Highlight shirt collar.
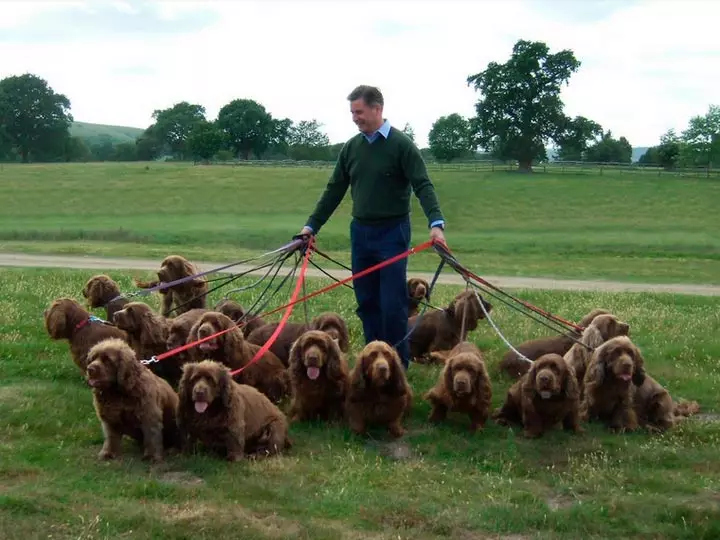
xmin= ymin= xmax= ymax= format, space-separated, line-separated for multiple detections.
xmin=363 ymin=119 xmax=391 ymax=143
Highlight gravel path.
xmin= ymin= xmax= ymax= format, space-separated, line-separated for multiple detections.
xmin=1 ymin=252 xmax=719 ymax=296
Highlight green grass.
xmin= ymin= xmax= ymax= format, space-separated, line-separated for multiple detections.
xmin=1 ymin=266 xmax=720 ymax=538
xmin=0 ymin=161 xmax=719 ymax=285
xmin=70 ymin=121 xmax=145 ymax=146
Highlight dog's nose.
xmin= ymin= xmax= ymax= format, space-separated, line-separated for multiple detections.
xmin=87 ymin=364 xmax=98 ymax=376
xmin=539 ymin=374 xmax=550 ymax=384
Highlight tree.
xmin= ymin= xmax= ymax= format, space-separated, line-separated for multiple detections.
xmin=555 ymin=116 xmax=603 ymax=161
xmin=584 ymin=131 xmax=632 ymax=163
xmin=428 ymin=113 xmax=473 ymax=162
xmin=135 ymin=127 xmax=162 ymax=161
xmin=64 ymin=136 xmax=91 ymax=162
xmin=466 ymin=39 xmax=581 ymax=171
xmin=188 ymin=120 xmax=223 ymax=162
xmin=216 ymin=98 xmax=275 ymax=159
xmin=150 ymin=101 xmax=206 ymax=159
xmin=680 ymin=104 xmax=720 ymax=167
xmin=0 ymin=73 xmax=73 ymax=162
xmin=269 ymin=117 xmax=293 ymax=155
xmin=402 ymin=122 xmax=416 ymax=142
xmin=656 ymin=129 xmax=682 ymax=169
xmin=288 ymin=119 xmax=330 ymax=147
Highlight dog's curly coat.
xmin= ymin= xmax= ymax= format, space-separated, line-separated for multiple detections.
xmin=134 ymin=255 xmax=209 ymax=317
xmin=309 ymin=312 xmax=350 ymax=353
xmin=408 ymin=289 xmax=493 ymax=365
xmin=494 ymin=353 xmax=583 ymax=438
xmin=633 ymin=374 xmax=700 ymax=433
xmin=44 ymin=297 xmax=128 ymax=373
xmin=177 ymin=360 xmax=291 ymax=461
xmin=407 ymin=277 xmax=430 ymax=318
xmin=214 ymin=299 xmax=267 ymax=337
xmin=287 ymin=330 xmax=350 ymax=423
xmin=246 ymin=321 xmax=308 ymax=367
xmin=498 ymin=308 xmax=611 ymax=379
xmin=424 ymin=341 xmax=492 ymax=432
xmin=346 ymin=340 xmax=413 ymax=438
xmin=163 ymin=308 xmax=209 ymax=386
xmin=82 ymin=274 xmax=129 ymax=322
xmin=187 ymin=311 xmax=290 ymax=404
xmin=85 ymin=338 xmax=179 ymax=462
xmin=579 ymin=336 xmax=647 ymax=433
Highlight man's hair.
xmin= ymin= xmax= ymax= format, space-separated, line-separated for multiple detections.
xmin=347 ymin=85 xmax=384 ymax=108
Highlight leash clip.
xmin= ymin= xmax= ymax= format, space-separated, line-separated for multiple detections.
xmin=141 ymin=356 xmax=158 ymax=365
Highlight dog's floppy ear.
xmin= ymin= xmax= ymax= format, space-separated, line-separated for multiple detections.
xmin=584 ymin=345 xmax=608 ymax=388
xmin=443 ymin=357 xmax=455 ymax=391
xmin=139 ymin=306 xmax=167 ymax=346
xmin=220 ymin=315 xmax=243 ymax=360
xmin=562 ymin=361 xmax=580 ymax=401
xmin=324 ymin=336 xmax=346 ymax=382
xmin=116 ymin=346 xmax=144 ymax=393
xmin=388 ymin=347 xmax=408 ymax=396
xmin=44 ymin=302 xmax=69 ymax=339
xmin=178 ymin=362 xmax=196 ymax=404
xmin=218 ymin=366 xmax=234 ymax=408
xmin=520 ymin=359 xmax=538 ymax=395
xmin=630 ymin=341 xmax=647 ymax=387
xmin=350 ymin=353 xmax=367 ymax=393
xmin=288 ymin=334 xmax=306 ymax=377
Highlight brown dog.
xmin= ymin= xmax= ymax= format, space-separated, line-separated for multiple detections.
xmin=346 ymin=341 xmax=413 ymax=438
xmin=85 ymin=338 xmax=179 ymax=462
xmin=177 ymin=360 xmax=291 ymax=461
xmin=44 ymin=297 xmax=128 ymax=373
xmin=424 ymin=341 xmax=492 ymax=432
xmin=246 ymin=321 xmax=308 ymax=367
xmin=408 ymin=289 xmax=492 ymax=365
xmin=407 ymin=277 xmax=430 ymax=318
xmin=309 ymin=312 xmax=350 ymax=353
xmin=134 ymin=255 xmax=209 ymax=317
xmin=633 ymin=375 xmax=700 ymax=433
xmin=287 ymin=330 xmax=350 ymax=423
xmin=187 ymin=311 xmax=290 ymax=404
xmin=214 ymin=299 xmax=267 ymax=337
xmin=579 ymin=336 xmax=647 ymax=433
xmin=494 ymin=353 xmax=583 ymax=438
xmin=498 ymin=308 xmax=612 ymax=379
xmin=82 ymin=274 xmax=129 ymax=322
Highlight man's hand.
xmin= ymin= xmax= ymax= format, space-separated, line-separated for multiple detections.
xmin=297 ymin=226 xmax=314 ymax=237
xmin=430 ymin=226 xmax=446 ymax=247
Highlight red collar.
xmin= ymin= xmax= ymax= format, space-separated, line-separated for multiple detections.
xmin=75 ymin=318 xmax=90 ymax=331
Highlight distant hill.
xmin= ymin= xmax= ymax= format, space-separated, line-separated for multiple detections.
xmin=70 ymin=121 xmax=145 ymax=146
xmin=547 ymin=146 xmax=651 ymax=163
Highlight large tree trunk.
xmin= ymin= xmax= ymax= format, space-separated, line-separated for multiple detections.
xmin=518 ymin=158 xmax=533 ymax=172
xmin=21 ymin=147 xmax=30 ymax=163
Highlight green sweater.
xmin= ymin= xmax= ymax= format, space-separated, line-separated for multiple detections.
xmin=305 ymin=127 xmax=444 ymax=233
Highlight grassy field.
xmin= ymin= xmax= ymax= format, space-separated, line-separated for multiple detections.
xmin=0 ymin=162 xmax=718 ymax=285
xmin=1 ymin=263 xmax=719 ymax=539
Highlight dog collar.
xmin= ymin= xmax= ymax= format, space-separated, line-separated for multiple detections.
xmin=75 ymin=315 xmax=109 ymax=330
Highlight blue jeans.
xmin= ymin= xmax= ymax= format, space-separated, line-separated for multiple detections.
xmin=350 ymin=216 xmax=411 ymax=369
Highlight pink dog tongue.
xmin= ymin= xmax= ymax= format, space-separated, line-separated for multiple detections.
xmin=307 ymin=367 xmax=320 ymax=380
xmin=620 ymin=374 xmax=631 ymax=381
xmin=194 ymin=401 xmax=209 ymax=413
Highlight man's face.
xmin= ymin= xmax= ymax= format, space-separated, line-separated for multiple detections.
xmin=350 ymin=98 xmax=382 ymax=134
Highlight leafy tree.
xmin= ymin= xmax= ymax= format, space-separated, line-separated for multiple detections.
xmin=584 ymin=131 xmax=632 ymax=163
xmin=64 ymin=136 xmax=91 ymax=162
xmin=402 ymin=122 xmax=416 ymax=142
xmin=656 ymin=129 xmax=682 ymax=169
xmin=216 ymin=98 xmax=275 ymax=159
xmin=188 ymin=120 xmax=223 ymax=161
xmin=288 ymin=119 xmax=330 ymax=147
xmin=638 ymin=147 xmax=659 ymax=166
xmin=135 ymin=126 xmax=163 ymax=161
xmin=269 ymin=117 xmax=293 ymax=155
xmin=113 ymin=142 xmax=137 ymax=161
xmin=680 ymin=105 xmax=720 ymax=167
xmin=89 ymin=135 xmax=115 ymax=161
xmin=555 ymin=116 xmax=603 ymax=161
xmin=466 ymin=39 xmax=581 ymax=171
xmin=428 ymin=113 xmax=473 ymax=162
xmin=150 ymin=101 xmax=206 ymax=159
xmin=0 ymin=73 xmax=73 ymax=162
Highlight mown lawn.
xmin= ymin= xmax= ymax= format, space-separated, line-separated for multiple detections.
xmin=0 ymin=161 xmax=718 ymax=284
xmin=1 ymin=264 xmax=719 ymax=539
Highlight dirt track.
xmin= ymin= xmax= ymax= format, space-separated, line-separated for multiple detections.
xmin=1 ymin=252 xmax=719 ymax=297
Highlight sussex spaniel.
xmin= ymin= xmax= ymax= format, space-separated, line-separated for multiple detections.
xmin=346 ymin=340 xmax=413 ymax=438
xmin=85 ymin=338 xmax=179 ymax=462
xmin=564 ymin=313 xmax=630 ymax=387
xmin=633 ymin=374 xmax=700 ymax=433
xmin=187 ymin=311 xmax=290 ymax=404
xmin=246 ymin=321 xmax=308 ymax=367
xmin=43 ymin=297 xmax=128 ymax=373
xmin=177 ymin=360 xmax=291 ymax=461
xmin=408 ymin=289 xmax=492 ymax=365
xmin=579 ymin=336 xmax=647 ymax=433
xmin=111 ymin=302 xmax=179 ymax=385
xmin=309 ymin=311 xmax=350 ymax=353
xmin=423 ymin=341 xmax=492 ymax=432
xmin=82 ymin=274 xmax=129 ymax=322
xmin=494 ymin=353 xmax=582 ymax=438
xmin=407 ymin=277 xmax=430 ymax=318
xmin=134 ymin=255 xmax=209 ymax=317
xmin=287 ymin=330 xmax=350 ymax=423
xmin=214 ymin=299 xmax=267 ymax=337
xmin=163 ymin=308 xmax=209 ymax=386
xmin=498 ymin=308 xmax=611 ymax=380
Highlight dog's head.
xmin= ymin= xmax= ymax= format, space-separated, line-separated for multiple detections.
xmin=178 ymin=360 xmax=234 ymax=413
xmin=112 ymin=302 xmax=165 ymax=340
xmin=214 ymin=299 xmax=246 ymax=323
xmin=591 ymin=314 xmax=630 ymax=341
xmin=85 ymin=337 xmax=144 ymax=392
xmin=587 ymin=336 xmax=646 ymax=388
xmin=577 ymin=308 xmax=612 ymax=329
xmin=524 ymin=353 xmax=578 ymax=401
xmin=408 ymin=278 xmax=430 ymax=303
xmin=82 ymin=274 xmax=121 ymax=308
xmin=447 ymin=289 xmax=492 ymax=334
xmin=187 ymin=311 xmax=240 ymax=357
xmin=443 ymin=346 xmax=489 ymax=398
xmin=44 ymin=297 xmax=89 ymax=340
xmin=289 ymin=329 xmax=345 ymax=382
xmin=309 ymin=312 xmax=349 ymax=353
xmin=157 ymin=255 xmax=195 ymax=282
xmin=351 ymin=340 xmax=407 ymax=395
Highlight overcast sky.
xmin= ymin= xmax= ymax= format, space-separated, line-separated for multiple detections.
xmin=1 ymin=0 xmax=717 ymax=149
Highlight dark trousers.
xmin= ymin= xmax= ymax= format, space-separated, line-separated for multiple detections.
xmin=350 ymin=216 xmax=411 ymax=369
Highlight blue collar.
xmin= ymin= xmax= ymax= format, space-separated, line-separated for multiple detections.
xmin=363 ymin=119 xmax=391 ymax=143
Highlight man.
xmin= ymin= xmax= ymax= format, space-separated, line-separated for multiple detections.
xmin=297 ymin=84 xmax=446 ymax=369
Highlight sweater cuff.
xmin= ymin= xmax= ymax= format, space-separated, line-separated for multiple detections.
xmin=430 ymin=219 xmax=445 ymax=230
